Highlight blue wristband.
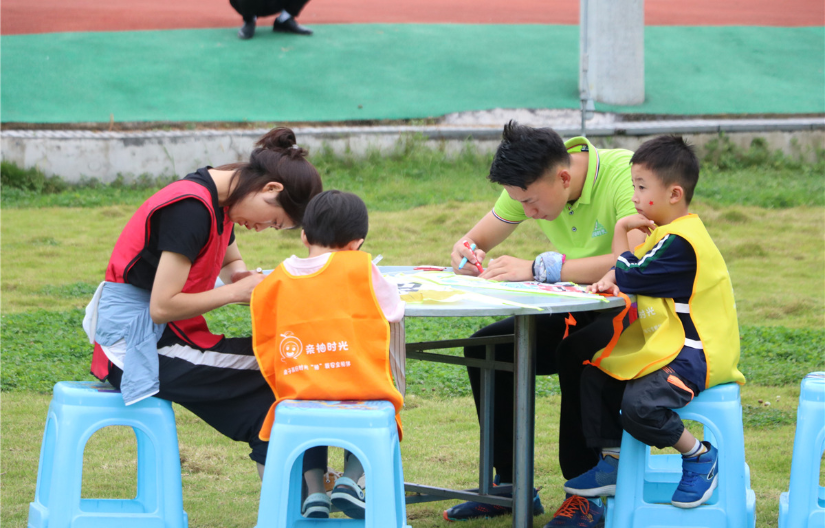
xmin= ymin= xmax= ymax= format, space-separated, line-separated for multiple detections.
xmin=534 ymin=251 xmax=564 ymax=283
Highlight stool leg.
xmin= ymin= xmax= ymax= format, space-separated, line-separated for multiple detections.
xmin=782 ymin=396 xmax=825 ymax=528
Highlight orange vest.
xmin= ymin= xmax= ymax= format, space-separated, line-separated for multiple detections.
xmin=251 ymin=251 xmax=404 ymax=441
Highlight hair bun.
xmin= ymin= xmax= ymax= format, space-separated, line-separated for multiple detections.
xmin=256 ymin=127 xmax=297 ymax=151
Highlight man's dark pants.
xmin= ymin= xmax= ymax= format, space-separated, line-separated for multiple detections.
xmin=464 ymin=307 xmax=627 ymax=482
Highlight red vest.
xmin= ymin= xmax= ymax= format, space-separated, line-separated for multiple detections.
xmin=91 ymin=179 xmax=233 ymax=380
xmin=251 ymin=251 xmax=404 ymax=440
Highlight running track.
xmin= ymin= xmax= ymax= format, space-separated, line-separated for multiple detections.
xmin=3 ymin=0 xmax=822 ymax=35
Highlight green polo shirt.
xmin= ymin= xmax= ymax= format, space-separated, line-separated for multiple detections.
xmin=492 ymin=136 xmax=636 ymax=259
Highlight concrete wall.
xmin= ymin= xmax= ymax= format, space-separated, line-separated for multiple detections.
xmin=2 ymin=124 xmax=823 ymax=183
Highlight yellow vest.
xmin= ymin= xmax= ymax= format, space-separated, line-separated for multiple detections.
xmin=251 ymin=251 xmax=404 ymax=441
xmin=588 ymin=214 xmax=745 ymax=389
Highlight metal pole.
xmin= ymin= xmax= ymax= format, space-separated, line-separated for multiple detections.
xmin=512 ymin=315 xmax=536 ymax=528
xmin=479 ymin=343 xmax=496 ymax=494
xmin=580 ymin=0 xmax=591 ymax=137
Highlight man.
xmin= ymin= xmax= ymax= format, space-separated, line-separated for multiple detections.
xmin=230 ymin=0 xmax=313 ymax=40
xmin=444 ymin=121 xmax=644 ymax=528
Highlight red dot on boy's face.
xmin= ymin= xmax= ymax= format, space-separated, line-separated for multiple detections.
xmin=649 ymin=201 xmax=654 ymax=205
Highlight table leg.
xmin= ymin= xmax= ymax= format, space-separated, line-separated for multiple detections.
xmin=479 ymin=343 xmax=495 ymax=494
xmin=512 ymin=314 xmax=536 ymax=528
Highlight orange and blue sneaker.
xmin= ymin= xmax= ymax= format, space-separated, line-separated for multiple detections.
xmin=442 ymin=477 xmax=544 ymax=521
xmin=544 ymin=494 xmax=604 ymax=528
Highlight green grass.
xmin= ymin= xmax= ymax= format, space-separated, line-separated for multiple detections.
xmin=0 ymin=387 xmax=806 ymax=528
xmin=3 ymin=135 xmax=824 ymax=211
xmin=1 ymin=138 xmax=823 ymax=527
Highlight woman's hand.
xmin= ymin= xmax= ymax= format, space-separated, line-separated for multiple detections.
xmin=229 ymin=272 xmax=266 ymax=304
xmin=230 ymin=269 xmax=262 ymax=284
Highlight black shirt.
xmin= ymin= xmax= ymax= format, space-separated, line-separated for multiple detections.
xmin=126 ymin=168 xmax=235 ymax=290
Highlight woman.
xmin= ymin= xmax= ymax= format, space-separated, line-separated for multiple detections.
xmin=84 ymin=127 xmax=322 ymax=475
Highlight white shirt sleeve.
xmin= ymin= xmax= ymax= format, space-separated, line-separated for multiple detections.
xmin=370 ymin=262 xmax=405 ymax=322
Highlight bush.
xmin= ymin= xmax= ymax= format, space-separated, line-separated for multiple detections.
xmin=1 ymin=161 xmax=67 ymax=193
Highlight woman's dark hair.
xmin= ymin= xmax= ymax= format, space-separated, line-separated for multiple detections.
xmin=217 ymin=127 xmax=323 ymax=226
xmin=302 ymin=190 xmax=369 ymax=249
xmin=488 ymin=120 xmax=571 ymax=189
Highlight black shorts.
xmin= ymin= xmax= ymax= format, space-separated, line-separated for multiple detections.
xmin=107 ymin=336 xmax=274 ymax=465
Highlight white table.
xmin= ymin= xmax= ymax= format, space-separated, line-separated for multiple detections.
xmin=382 ymin=267 xmax=627 ymax=528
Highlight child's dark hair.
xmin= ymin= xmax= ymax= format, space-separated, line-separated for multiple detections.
xmin=217 ymin=127 xmax=323 ymax=226
xmin=303 ymin=190 xmax=369 ymax=249
xmin=631 ymin=135 xmax=700 ymax=204
xmin=488 ymin=120 xmax=571 ymax=189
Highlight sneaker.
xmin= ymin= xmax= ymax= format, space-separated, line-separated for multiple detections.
xmin=563 ymin=455 xmax=618 ymax=497
xmin=238 ymin=17 xmax=256 ymax=39
xmin=330 ymin=476 xmax=366 ymax=519
xmin=442 ymin=480 xmax=544 ymax=521
xmin=302 ymin=492 xmax=331 ymax=518
xmin=671 ymin=441 xmax=719 ymax=508
xmin=544 ymin=495 xmax=604 ymax=528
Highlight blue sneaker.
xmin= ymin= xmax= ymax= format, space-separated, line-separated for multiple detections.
xmin=671 ymin=441 xmax=719 ymax=508
xmin=563 ymin=455 xmax=618 ymax=497
xmin=544 ymin=495 xmax=604 ymax=527
xmin=442 ymin=478 xmax=544 ymax=521
xmin=330 ymin=476 xmax=366 ymax=519
xmin=301 ymin=492 xmax=331 ymax=518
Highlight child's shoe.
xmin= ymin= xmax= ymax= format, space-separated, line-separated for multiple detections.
xmin=330 ymin=476 xmax=366 ymax=519
xmin=563 ymin=454 xmax=619 ymax=497
xmin=302 ymin=492 xmax=331 ymax=518
xmin=671 ymin=441 xmax=719 ymax=508
xmin=544 ymin=494 xmax=604 ymax=527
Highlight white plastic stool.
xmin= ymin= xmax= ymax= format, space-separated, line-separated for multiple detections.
xmin=779 ymin=372 xmax=825 ymax=528
xmin=255 ymin=400 xmax=409 ymax=528
xmin=28 ymin=381 xmax=187 ymax=528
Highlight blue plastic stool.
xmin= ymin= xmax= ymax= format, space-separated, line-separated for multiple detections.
xmin=779 ymin=372 xmax=825 ymax=528
xmin=605 ymin=383 xmax=756 ymax=528
xmin=28 ymin=381 xmax=188 ymax=528
xmin=256 ymin=400 xmax=409 ymax=528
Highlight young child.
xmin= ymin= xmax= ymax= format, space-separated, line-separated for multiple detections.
xmin=562 ymin=135 xmax=745 ymax=514
xmin=250 ymin=190 xmax=405 ymax=519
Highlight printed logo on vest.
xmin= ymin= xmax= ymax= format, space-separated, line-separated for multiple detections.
xmin=279 ymin=331 xmax=303 ymax=361
xmin=592 ymin=220 xmax=608 ymax=238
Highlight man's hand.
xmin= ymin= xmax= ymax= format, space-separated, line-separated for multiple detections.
xmin=617 ymin=214 xmax=656 ymax=236
xmin=480 ymin=255 xmax=533 ymax=282
xmin=451 ymin=239 xmax=486 ymax=276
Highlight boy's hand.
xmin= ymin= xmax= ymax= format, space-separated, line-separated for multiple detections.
xmin=586 ymin=269 xmax=619 ymax=295
xmin=451 ymin=239 xmax=486 ymax=276
xmin=587 ymin=278 xmax=619 ymax=296
xmin=617 ymin=214 xmax=656 ymax=236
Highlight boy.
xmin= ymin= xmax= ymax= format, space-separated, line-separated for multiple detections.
xmin=562 ymin=135 xmax=744 ymax=513
xmin=250 ymin=190 xmax=405 ymax=519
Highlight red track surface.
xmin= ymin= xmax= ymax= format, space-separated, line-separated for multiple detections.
xmin=2 ymin=0 xmax=822 ymax=36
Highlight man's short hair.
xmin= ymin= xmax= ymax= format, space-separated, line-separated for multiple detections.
xmin=488 ymin=121 xmax=571 ymax=189
xmin=630 ymin=135 xmax=700 ymax=204
xmin=302 ymin=190 xmax=369 ymax=248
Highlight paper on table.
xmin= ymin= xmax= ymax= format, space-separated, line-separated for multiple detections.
xmin=387 ymin=271 xmax=606 ymax=301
